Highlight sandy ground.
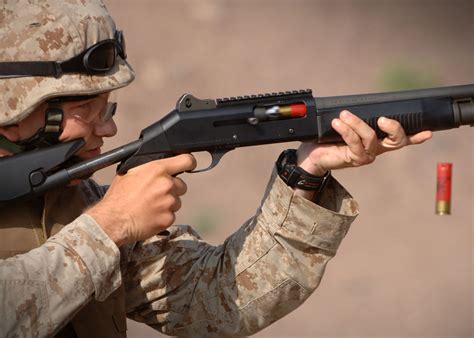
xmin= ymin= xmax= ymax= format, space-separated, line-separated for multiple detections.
xmin=96 ymin=1 xmax=473 ymax=337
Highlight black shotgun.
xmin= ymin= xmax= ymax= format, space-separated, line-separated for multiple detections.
xmin=1 ymin=84 xmax=473 ymax=202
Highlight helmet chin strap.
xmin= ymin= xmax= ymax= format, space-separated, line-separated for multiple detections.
xmin=3 ymin=99 xmax=86 ymax=169
xmin=16 ymin=100 xmax=64 ymax=151
xmin=3 ymin=95 xmax=97 ymax=160
xmin=0 ymin=135 xmax=25 ymax=155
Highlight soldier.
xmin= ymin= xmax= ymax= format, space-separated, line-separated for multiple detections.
xmin=0 ymin=0 xmax=432 ymax=337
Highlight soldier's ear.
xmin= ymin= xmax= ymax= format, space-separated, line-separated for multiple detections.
xmin=0 ymin=124 xmax=20 ymax=142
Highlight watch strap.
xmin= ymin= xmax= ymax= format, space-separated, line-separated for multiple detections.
xmin=276 ymin=149 xmax=331 ymax=192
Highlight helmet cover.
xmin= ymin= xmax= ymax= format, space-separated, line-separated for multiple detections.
xmin=0 ymin=0 xmax=135 ymax=126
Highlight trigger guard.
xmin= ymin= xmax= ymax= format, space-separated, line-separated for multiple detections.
xmin=187 ymin=149 xmax=233 ymax=173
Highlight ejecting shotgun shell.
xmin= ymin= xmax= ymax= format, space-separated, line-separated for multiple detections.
xmin=436 ymin=163 xmax=452 ymax=215
xmin=253 ymin=103 xmax=307 ymax=121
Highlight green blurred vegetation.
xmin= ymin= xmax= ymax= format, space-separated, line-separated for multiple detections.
xmin=377 ymin=63 xmax=439 ymax=91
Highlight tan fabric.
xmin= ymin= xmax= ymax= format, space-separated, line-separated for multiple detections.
xmin=0 ymin=170 xmax=359 ymax=337
xmin=0 ymin=182 xmax=125 ymax=338
xmin=0 ymin=0 xmax=135 ymax=126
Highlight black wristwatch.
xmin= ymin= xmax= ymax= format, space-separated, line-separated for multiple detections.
xmin=276 ymin=149 xmax=331 ymax=192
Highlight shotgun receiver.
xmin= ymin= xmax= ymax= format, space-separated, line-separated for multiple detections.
xmin=1 ymin=84 xmax=473 ymax=202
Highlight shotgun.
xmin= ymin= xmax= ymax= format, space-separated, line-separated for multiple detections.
xmin=1 ymin=84 xmax=473 ymax=202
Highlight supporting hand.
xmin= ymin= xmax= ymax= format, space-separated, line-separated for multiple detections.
xmin=297 ymin=110 xmax=432 ymax=176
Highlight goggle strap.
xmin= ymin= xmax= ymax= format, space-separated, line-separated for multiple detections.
xmin=0 ymin=61 xmax=61 ymax=78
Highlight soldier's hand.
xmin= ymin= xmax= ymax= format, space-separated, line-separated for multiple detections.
xmin=87 ymin=154 xmax=196 ymax=246
xmin=296 ymin=110 xmax=433 ymax=176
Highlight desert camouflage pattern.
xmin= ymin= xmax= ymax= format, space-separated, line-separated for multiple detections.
xmin=0 ymin=214 xmax=121 ymax=337
xmin=0 ymin=0 xmax=135 ymax=126
xmin=0 ymin=171 xmax=358 ymax=337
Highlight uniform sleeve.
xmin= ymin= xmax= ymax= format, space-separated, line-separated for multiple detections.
xmin=123 ymin=169 xmax=359 ymax=337
xmin=0 ymin=214 xmax=121 ymax=337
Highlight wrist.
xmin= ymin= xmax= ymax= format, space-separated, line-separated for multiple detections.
xmin=296 ymin=149 xmax=328 ymax=176
xmin=296 ymin=159 xmax=327 ymax=177
xmin=276 ymin=149 xmax=331 ymax=198
xmin=86 ymin=205 xmax=130 ymax=247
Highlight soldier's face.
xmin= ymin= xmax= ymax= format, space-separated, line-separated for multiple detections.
xmin=59 ymin=93 xmax=117 ymax=159
xmin=11 ymin=93 xmax=117 ymax=159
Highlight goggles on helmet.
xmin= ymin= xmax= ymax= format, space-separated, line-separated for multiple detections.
xmin=0 ymin=30 xmax=126 ymax=78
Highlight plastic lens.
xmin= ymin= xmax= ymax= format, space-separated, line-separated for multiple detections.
xmin=67 ymin=96 xmax=117 ymax=126
xmin=101 ymin=102 xmax=117 ymax=122
xmin=61 ymin=30 xmax=126 ymax=75
xmin=86 ymin=42 xmax=116 ymax=71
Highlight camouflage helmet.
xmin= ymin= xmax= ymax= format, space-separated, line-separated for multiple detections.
xmin=0 ymin=0 xmax=135 ymax=127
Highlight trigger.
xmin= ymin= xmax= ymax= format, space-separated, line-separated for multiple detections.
xmin=188 ymin=149 xmax=233 ymax=173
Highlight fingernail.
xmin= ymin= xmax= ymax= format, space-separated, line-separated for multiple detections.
xmin=332 ymin=118 xmax=341 ymax=127
xmin=340 ymin=110 xmax=351 ymax=119
xmin=379 ymin=117 xmax=387 ymax=125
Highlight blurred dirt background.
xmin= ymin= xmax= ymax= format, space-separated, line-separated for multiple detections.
xmin=98 ymin=0 xmax=473 ymax=337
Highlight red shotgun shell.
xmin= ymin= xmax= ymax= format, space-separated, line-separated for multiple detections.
xmin=436 ymin=163 xmax=452 ymax=215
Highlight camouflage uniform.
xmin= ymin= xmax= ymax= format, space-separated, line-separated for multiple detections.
xmin=0 ymin=1 xmax=359 ymax=337
xmin=0 ymin=171 xmax=358 ymax=337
